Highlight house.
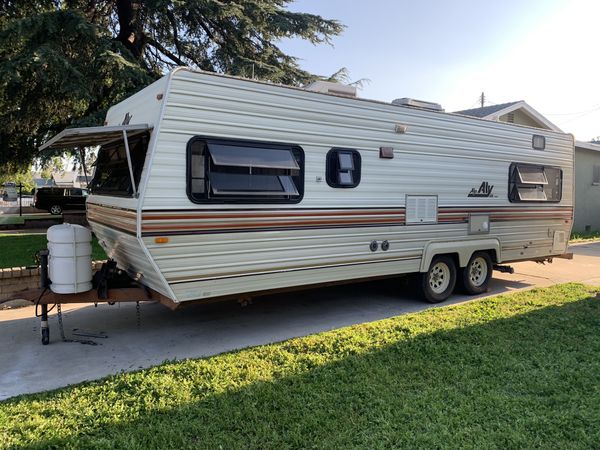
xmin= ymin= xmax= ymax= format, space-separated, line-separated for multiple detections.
xmin=455 ymin=101 xmax=600 ymax=232
xmin=52 ymin=171 xmax=78 ymax=187
xmin=51 ymin=171 xmax=93 ymax=188
xmin=31 ymin=172 xmax=54 ymax=189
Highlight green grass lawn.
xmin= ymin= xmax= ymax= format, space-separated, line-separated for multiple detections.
xmin=1 ymin=283 xmax=599 ymax=449
xmin=0 ymin=214 xmax=58 ymax=226
xmin=0 ymin=233 xmax=107 ymax=268
xmin=571 ymin=230 xmax=600 ymax=242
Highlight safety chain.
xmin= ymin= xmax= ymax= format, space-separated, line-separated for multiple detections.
xmin=56 ymin=304 xmax=97 ymax=345
xmin=57 ymin=303 xmax=67 ymax=341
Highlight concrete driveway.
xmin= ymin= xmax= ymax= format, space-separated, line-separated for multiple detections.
xmin=1 ymin=241 xmax=599 ymax=400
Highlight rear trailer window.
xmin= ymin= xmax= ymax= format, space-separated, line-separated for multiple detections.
xmin=90 ymin=133 xmax=150 ymax=197
xmin=187 ymin=137 xmax=304 ymax=203
xmin=508 ymin=162 xmax=562 ymax=202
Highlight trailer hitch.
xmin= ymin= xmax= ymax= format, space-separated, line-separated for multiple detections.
xmin=493 ymin=264 xmax=514 ymax=274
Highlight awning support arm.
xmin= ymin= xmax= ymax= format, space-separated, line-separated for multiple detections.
xmin=122 ymin=130 xmax=137 ymax=197
xmin=77 ymin=147 xmax=89 ymax=189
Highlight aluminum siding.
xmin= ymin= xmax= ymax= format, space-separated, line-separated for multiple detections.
xmin=138 ymin=69 xmax=573 ymax=302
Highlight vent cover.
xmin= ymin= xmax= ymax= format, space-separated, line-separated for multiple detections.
xmin=303 ymin=81 xmax=357 ymax=98
xmin=392 ymin=98 xmax=444 ymax=111
xmin=406 ymin=195 xmax=438 ymax=224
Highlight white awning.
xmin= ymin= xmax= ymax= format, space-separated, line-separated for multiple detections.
xmin=39 ymin=124 xmax=153 ymax=151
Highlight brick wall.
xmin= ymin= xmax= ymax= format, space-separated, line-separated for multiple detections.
xmin=0 ymin=261 xmax=105 ymax=302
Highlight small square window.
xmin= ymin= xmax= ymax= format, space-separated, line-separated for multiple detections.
xmin=532 ymin=135 xmax=546 ymax=150
xmin=326 ymin=148 xmax=361 ymax=188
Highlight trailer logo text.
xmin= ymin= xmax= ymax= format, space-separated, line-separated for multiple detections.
xmin=468 ymin=181 xmax=494 ymax=197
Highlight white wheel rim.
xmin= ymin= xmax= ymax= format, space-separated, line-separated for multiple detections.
xmin=51 ymin=205 xmax=61 ymax=214
xmin=429 ymin=262 xmax=451 ymax=294
xmin=469 ymin=256 xmax=488 ymax=287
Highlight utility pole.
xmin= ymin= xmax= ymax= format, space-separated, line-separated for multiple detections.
xmin=480 ymin=92 xmax=485 ymax=108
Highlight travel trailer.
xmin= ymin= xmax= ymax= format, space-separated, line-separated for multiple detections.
xmin=40 ymin=68 xmax=574 ymax=306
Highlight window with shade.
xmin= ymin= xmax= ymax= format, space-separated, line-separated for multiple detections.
xmin=326 ymin=148 xmax=361 ymax=188
xmin=187 ymin=137 xmax=304 ymax=203
xmin=508 ymin=162 xmax=562 ymax=202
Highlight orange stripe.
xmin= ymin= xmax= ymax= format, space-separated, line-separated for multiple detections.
xmin=142 ymin=217 xmax=403 ymax=231
xmin=144 ymin=210 xmax=405 ymax=221
xmin=86 ymin=204 xmax=573 ymax=234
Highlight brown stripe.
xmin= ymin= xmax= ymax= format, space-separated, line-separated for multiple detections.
xmin=144 ymin=209 xmax=404 ymax=220
xmin=87 ymin=204 xmax=137 ymax=234
xmin=142 ymin=216 xmax=404 ymax=231
xmin=86 ymin=203 xmax=573 ymax=235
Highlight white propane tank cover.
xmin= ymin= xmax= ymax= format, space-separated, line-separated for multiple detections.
xmin=47 ymin=223 xmax=93 ymax=294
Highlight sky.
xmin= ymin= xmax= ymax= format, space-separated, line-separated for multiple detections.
xmin=280 ymin=0 xmax=600 ymax=141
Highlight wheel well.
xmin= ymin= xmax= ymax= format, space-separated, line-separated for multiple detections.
xmin=432 ymin=252 xmax=460 ymax=269
xmin=421 ymin=240 xmax=501 ymax=271
xmin=432 ymin=250 xmax=497 ymax=269
xmin=477 ymin=249 xmax=498 ymax=264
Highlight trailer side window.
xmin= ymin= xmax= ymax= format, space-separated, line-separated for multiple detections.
xmin=187 ymin=137 xmax=304 ymax=203
xmin=326 ymin=148 xmax=361 ymax=188
xmin=509 ymin=163 xmax=562 ymax=202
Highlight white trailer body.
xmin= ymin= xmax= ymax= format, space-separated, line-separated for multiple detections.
xmin=41 ymin=68 xmax=574 ymax=304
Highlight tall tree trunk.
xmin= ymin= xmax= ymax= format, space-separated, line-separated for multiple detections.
xmin=115 ymin=0 xmax=146 ymax=59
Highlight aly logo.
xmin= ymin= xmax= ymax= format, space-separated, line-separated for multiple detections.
xmin=468 ymin=181 xmax=494 ymax=197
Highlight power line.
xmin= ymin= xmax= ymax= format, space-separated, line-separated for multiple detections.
xmin=545 ymin=104 xmax=600 ymax=116
xmin=559 ymin=108 xmax=600 ymax=125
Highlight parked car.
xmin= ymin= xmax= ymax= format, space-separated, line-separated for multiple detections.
xmin=33 ymin=187 xmax=89 ymax=214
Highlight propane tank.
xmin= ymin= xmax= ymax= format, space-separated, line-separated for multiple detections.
xmin=47 ymin=223 xmax=93 ymax=294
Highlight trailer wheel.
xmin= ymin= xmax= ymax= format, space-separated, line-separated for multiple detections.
xmin=49 ymin=204 xmax=62 ymax=215
xmin=420 ymin=255 xmax=457 ymax=303
xmin=460 ymin=252 xmax=492 ymax=295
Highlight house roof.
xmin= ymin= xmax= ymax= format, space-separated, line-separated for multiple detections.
xmin=575 ymin=141 xmax=600 ymax=153
xmin=52 ymin=171 xmax=77 ymax=184
xmin=453 ymin=100 xmax=562 ymax=132
xmin=33 ymin=178 xmax=54 ymax=187
xmin=454 ymin=101 xmax=521 ymax=118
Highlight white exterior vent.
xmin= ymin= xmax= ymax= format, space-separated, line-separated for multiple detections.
xmin=392 ymin=98 xmax=444 ymax=112
xmin=406 ymin=195 xmax=438 ymax=224
xmin=304 ymin=81 xmax=357 ymax=98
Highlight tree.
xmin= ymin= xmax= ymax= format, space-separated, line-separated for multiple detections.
xmin=0 ymin=166 xmax=35 ymax=193
xmin=0 ymin=1 xmax=343 ymax=171
xmin=325 ymin=67 xmax=370 ymax=90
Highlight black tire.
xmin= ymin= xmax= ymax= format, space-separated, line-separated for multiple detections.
xmin=41 ymin=327 xmax=49 ymax=345
xmin=49 ymin=204 xmax=62 ymax=215
xmin=420 ymin=255 xmax=457 ymax=303
xmin=460 ymin=252 xmax=493 ymax=295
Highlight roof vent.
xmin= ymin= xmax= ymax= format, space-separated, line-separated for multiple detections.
xmin=392 ymin=98 xmax=444 ymax=112
xmin=304 ymin=81 xmax=357 ymax=98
